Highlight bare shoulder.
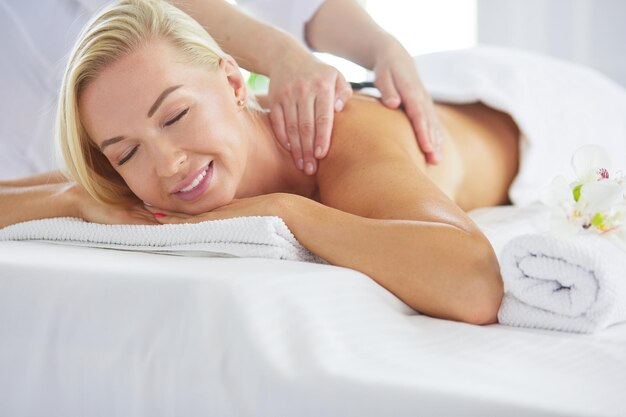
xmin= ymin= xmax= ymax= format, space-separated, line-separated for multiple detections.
xmin=321 ymin=95 xmax=426 ymax=170
xmin=316 ymin=96 xmax=478 ymax=232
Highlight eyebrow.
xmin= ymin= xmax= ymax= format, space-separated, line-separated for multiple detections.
xmin=99 ymin=136 xmax=125 ymax=151
xmin=99 ymin=84 xmax=183 ymax=152
xmin=147 ymin=84 xmax=183 ymax=118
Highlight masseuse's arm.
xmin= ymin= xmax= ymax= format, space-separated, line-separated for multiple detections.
xmin=168 ymin=0 xmax=352 ymax=175
xmin=305 ymin=0 xmax=444 ymax=164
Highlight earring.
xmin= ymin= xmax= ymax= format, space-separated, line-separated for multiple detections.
xmin=237 ymin=99 xmax=246 ymax=107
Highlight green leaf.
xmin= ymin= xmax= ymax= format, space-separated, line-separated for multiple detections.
xmin=591 ymin=212 xmax=604 ymax=227
xmin=572 ymin=184 xmax=583 ymax=202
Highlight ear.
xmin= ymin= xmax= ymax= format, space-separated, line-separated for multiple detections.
xmin=219 ymin=54 xmax=247 ymax=104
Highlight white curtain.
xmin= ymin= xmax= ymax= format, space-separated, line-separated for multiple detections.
xmin=477 ymin=0 xmax=626 ymax=87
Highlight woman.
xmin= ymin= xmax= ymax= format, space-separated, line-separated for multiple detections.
xmin=0 ymin=0 xmax=441 ymax=182
xmin=9 ymin=0 xmax=618 ymax=325
xmin=63 ymin=0 xmax=512 ymax=325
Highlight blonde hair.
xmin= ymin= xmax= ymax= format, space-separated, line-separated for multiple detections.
xmin=57 ymin=0 xmax=255 ymax=204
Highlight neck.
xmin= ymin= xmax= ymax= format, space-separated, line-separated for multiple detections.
xmin=237 ymin=109 xmax=316 ymax=199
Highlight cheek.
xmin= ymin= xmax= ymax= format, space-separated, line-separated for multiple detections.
xmin=119 ymin=170 xmax=158 ymax=203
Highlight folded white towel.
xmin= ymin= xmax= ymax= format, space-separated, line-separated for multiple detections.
xmin=497 ymin=233 xmax=626 ymax=333
xmin=0 ymin=216 xmax=323 ymax=263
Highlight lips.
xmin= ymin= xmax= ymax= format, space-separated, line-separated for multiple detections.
xmin=172 ymin=161 xmax=213 ymax=201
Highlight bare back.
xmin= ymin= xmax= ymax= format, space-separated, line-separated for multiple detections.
xmin=310 ymin=95 xmax=520 ymax=235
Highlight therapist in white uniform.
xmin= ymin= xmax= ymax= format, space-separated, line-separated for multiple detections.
xmin=0 ymin=0 xmax=442 ymax=181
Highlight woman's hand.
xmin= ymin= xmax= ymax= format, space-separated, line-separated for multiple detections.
xmin=67 ymin=183 xmax=158 ymax=225
xmin=372 ymin=37 xmax=444 ymax=165
xmin=267 ymin=54 xmax=353 ymax=176
xmin=145 ymin=193 xmax=290 ymax=224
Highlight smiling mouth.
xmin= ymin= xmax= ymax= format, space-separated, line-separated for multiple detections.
xmin=179 ymin=166 xmax=209 ymax=193
xmin=173 ymin=161 xmax=213 ymax=200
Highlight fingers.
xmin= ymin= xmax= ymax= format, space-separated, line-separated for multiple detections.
xmin=405 ymin=91 xmax=446 ymax=165
xmin=143 ymin=204 xmax=191 ymax=222
xmin=282 ymin=100 xmax=305 ymax=171
xmin=334 ymin=74 xmax=353 ymax=113
xmin=402 ymin=92 xmax=434 ymax=154
xmin=313 ymin=84 xmax=335 ymax=160
xmin=269 ymin=80 xmax=342 ymax=175
xmin=430 ymin=119 xmax=446 ymax=164
xmin=298 ymin=95 xmax=318 ymax=175
xmin=269 ymin=104 xmax=290 ymax=152
xmin=375 ymin=69 xmax=401 ymax=109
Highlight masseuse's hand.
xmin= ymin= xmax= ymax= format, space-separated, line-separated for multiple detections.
xmin=267 ymin=54 xmax=352 ymax=176
xmin=68 ymin=183 xmax=158 ymax=225
xmin=145 ymin=193 xmax=289 ymax=224
xmin=372 ymin=37 xmax=444 ymax=165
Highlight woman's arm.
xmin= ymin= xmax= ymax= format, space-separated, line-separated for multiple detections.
xmin=281 ymin=194 xmax=502 ymax=325
xmin=0 ymin=181 xmax=76 ymax=228
xmin=0 ymin=176 xmax=156 ymax=229
xmin=307 ymin=100 xmax=502 ymax=323
xmin=152 ymin=99 xmax=503 ymax=324
xmin=0 ymin=171 xmax=68 ymax=187
xmin=0 ymin=171 xmax=73 ymax=227
xmin=152 ymin=187 xmax=501 ymax=324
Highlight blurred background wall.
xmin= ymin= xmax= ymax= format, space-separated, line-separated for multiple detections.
xmin=331 ymin=0 xmax=626 ymax=87
xmin=477 ymin=0 xmax=626 ymax=87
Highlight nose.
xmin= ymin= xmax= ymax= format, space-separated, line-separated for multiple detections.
xmin=151 ymin=140 xmax=187 ymax=178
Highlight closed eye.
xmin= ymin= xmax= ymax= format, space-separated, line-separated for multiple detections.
xmin=164 ymin=108 xmax=189 ymax=127
xmin=118 ymin=146 xmax=138 ymax=166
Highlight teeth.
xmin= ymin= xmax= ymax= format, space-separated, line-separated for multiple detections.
xmin=179 ymin=167 xmax=208 ymax=193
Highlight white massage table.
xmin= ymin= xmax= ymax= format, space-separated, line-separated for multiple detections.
xmin=1 ymin=205 xmax=625 ymax=417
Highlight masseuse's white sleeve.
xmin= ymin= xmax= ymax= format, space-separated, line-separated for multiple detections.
xmin=0 ymin=0 xmax=105 ymax=180
xmin=235 ymin=0 xmax=325 ymax=47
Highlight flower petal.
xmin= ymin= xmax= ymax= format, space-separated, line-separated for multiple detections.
xmin=580 ymin=180 xmax=623 ymax=213
xmin=571 ymin=144 xmax=612 ymax=182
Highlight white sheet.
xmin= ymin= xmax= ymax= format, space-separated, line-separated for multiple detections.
xmin=414 ymin=46 xmax=626 ymax=207
xmin=2 ymin=205 xmax=626 ymax=417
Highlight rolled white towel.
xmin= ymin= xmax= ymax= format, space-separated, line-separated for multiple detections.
xmin=0 ymin=216 xmax=323 ymax=263
xmin=497 ymin=233 xmax=626 ymax=333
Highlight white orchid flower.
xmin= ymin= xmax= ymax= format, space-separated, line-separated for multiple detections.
xmin=571 ymin=144 xmax=612 ymax=183
xmin=544 ymin=144 xmax=626 ymax=244
xmin=579 ymin=180 xmax=624 ymax=215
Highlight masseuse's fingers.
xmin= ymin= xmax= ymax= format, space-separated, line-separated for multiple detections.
xmin=298 ymin=95 xmax=318 ymax=175
xmin=403 ymin=85 xmax=445 ymax=165
xmin=376 ymin=68 xmax=437 ymax=162
xmin=375 ymin=69 xmax=402 ymax=109
xmin=268 ymin=57 xmax=351 ymax=172
xmin=295 ymin=72 xmax=352 ymax=174
xmin=401 ymin=88 xmax=437 ymax=163
xmin=335 ymin=75 xmax=353 ymax=112
xmin=283 ymin=102 xmax=305 ymax=170
xmin=312 ymin=82 xmax=335 ymax=162
xmin=310 ymin=73 xmax=352 ymax=164
xmin=269 ymin=103 xmax=290 ymax=152
xmin=372 ymin=37 xmax=445 ymax=165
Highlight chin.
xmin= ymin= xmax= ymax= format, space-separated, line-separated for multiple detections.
xmin=186 ymin=191 xmax=236 ymax=215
